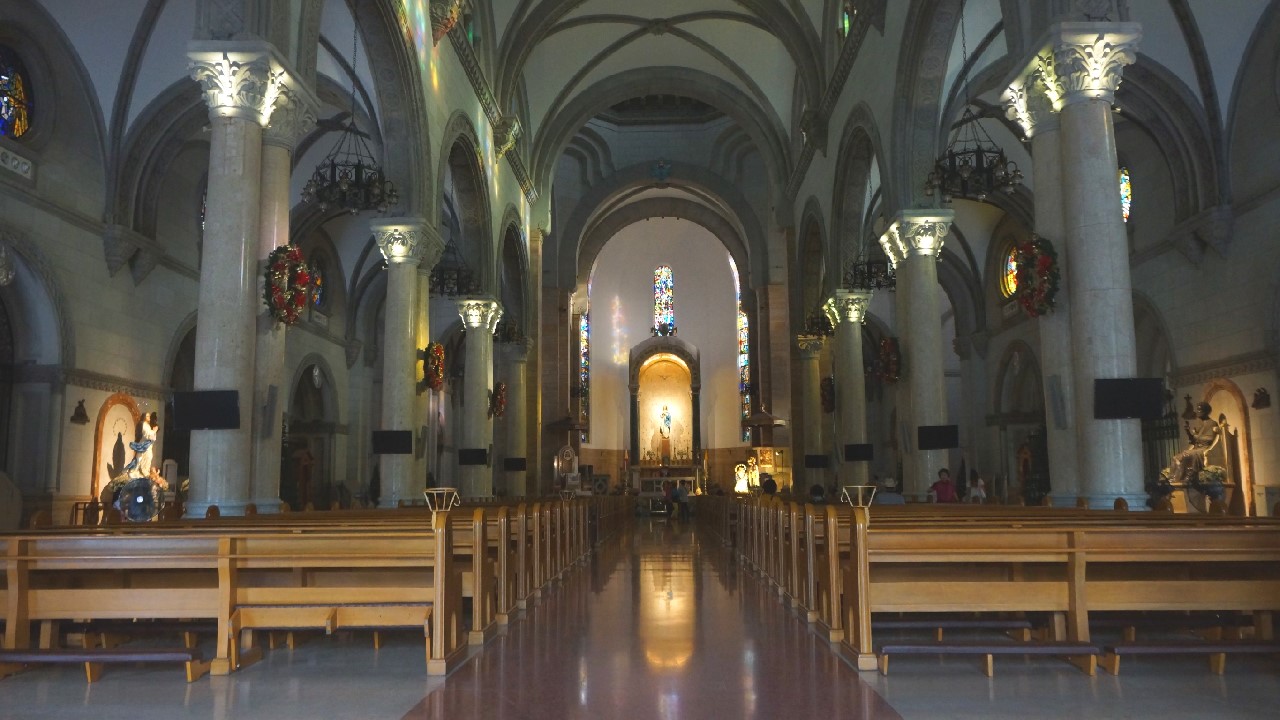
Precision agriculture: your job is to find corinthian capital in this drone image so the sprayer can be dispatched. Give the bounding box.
[188,41,315,128]
[796,335,825,357]
[1050,22,1141,106]
[832,289,874,324]
[459,297,504,333]
[263,84,318,151]
[879,211,954,267]
[372,217,430,265]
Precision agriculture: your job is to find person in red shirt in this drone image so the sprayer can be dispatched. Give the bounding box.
[930,468,960,503]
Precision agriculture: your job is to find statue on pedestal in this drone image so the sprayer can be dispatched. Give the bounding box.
[1166,402,1219,486]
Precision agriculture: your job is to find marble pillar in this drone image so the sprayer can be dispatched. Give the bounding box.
[250,82,316,513]
[831,290,873,487]
[540,288,572,495]
[373,218,442,507]
[185,44,295,517]
[881,212,953,499]
[499,339,531,497]
[1053,23,1145,507]
[526,229,545,495]
[1004,60,1082,504]
[796,335,826,492]
[458,297,503,497]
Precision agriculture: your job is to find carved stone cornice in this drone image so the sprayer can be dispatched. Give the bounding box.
[879,211,954,267]
[796,335,826,357]
[492,115,522,160]
[372,217,431,265]
[447,27,538,203]
[63,367,169,400]
[458,297,503,333]
[1049,22,1141,106]
[188,41,315,128]
[1173,350,1277,388]
[832,289,874,325]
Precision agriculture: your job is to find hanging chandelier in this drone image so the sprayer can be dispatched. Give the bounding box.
[429,234,480,297]
[923,10,1021,204]
[844,255,895,292]
[300,24,398,214]
[924,107,1022,203]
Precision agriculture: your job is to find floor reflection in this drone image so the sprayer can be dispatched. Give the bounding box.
[402,519,901,720]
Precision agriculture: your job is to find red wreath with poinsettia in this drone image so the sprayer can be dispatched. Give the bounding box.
[879,338,901,385]
[264,244,312,326]
[1014,235,1061,319]
[425,342,446,391]
[489,381,507,419]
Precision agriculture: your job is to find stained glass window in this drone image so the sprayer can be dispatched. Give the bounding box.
[579,311,590,442]
[1000,246,1018,298]
[1119,167,1132,223]
[729,256,750,441]
[0,48,30,138]
[841,4,853,38]
[653,266,674,331]
[312,263,325,308]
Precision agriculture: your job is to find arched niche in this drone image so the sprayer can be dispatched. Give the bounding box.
[90,392,142,498]
[627,336,702,466]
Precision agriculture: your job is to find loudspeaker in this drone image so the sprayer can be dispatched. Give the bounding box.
[170,390,240,430]
[503,457,527,472]
[1094,378,1164,419]
[371,430,413,455]
[844,443,874,462]
[458,448,489,466]
[803,454,830,469]
[917,425,959,450]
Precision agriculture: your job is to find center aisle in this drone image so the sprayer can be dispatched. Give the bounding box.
[403,518,900,720]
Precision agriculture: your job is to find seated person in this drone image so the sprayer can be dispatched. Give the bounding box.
[966,475,987,504]
[873,479,906,505]
[809,484,827,504]
[929,468,960,503]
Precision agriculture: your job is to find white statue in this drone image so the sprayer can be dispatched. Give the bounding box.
[124,412,158,478]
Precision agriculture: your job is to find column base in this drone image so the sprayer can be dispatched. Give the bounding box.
[248,499,282,514]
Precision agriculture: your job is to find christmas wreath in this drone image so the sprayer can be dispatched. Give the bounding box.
[424,342,446,391]
[489,381,507,419]
[1014,235,1060,318]
[264,244,312,325]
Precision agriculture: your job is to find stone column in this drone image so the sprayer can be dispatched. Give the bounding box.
[458,297,503,497]
[1004,58,1082,504]
[526,229,545,494]
[185,44,294,517]
[629,388,640,465]
[881,212,953,498]
[250,80,316,513]
[540,288,572,495]
[796,335,826,492]
[832,290,873,487]
[1052,23,1145,507]
[373,218,441,507]
[499,339,530,497]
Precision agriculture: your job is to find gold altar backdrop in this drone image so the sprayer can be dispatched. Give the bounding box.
[637,355,692,463]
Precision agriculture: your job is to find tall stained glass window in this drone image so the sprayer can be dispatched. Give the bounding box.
[0,47,30,138]
[579,311,590,442]
[1119,167,1132,223]
[841,4,853,38]
[1000,246,1018,298]
[729,256,750,441]
[312,262,326,309]
[653,265,674,331]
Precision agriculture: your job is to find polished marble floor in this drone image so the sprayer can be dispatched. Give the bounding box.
[2,519,1277,719]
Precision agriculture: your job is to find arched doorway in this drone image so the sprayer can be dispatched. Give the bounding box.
[284,362,337,509]
[992,342,1046,504]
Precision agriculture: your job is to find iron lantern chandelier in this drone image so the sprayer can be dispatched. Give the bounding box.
[924,107,1022,203]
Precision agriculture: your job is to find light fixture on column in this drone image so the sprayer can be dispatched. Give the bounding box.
[922,11,1021,204]
[300,24,398,214]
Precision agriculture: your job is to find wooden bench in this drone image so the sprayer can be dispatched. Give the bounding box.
[0,646,209,682]
[1100,639,1280,675]
[876,640,1100,676]
[872,617,1034,642]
